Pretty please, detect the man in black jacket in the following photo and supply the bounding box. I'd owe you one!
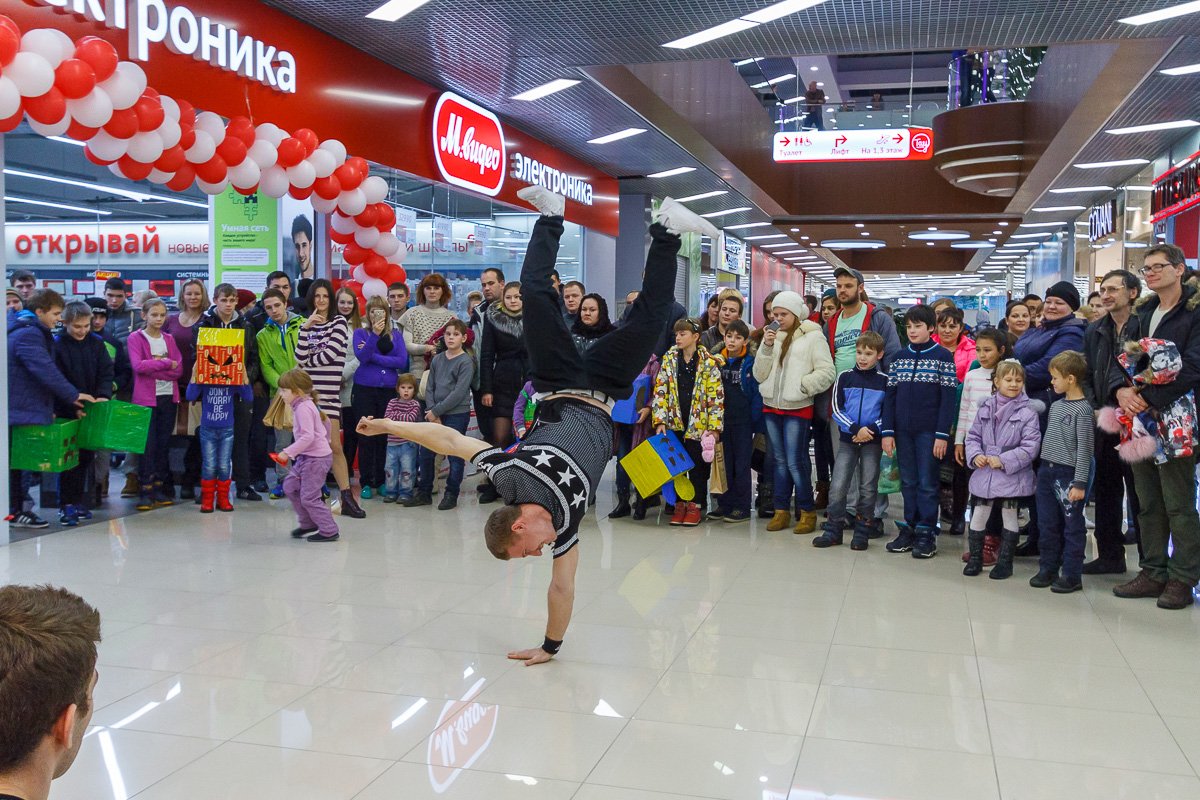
[1112,246,1200,609]
[1082,269,1142,574]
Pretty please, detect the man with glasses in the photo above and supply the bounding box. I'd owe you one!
[1083,269,1142,575]
[1112,245,1200,609]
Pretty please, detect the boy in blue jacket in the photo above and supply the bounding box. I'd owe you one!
[814,331,888,549]
[881,305,959,559]
[711,320,761,523]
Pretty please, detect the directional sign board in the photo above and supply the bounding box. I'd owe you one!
[773,127,934,163]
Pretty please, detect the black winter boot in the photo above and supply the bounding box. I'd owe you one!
[990,529,1020,579]
[962,530,985,576]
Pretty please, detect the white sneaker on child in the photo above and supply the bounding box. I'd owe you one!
[517,186,566,218]
[657,197,721,239]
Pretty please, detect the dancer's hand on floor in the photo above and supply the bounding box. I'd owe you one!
[508,647,553,666]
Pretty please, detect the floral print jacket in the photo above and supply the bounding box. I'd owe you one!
[652,346,725,440]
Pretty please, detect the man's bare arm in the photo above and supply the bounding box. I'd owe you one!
[507,546,579,666]
[356,417,490,461]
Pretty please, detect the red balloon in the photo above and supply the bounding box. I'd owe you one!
[375,204,396,232]
[65,119,98,141]
[329,227,355,245]
[178,125,196,151]
[312,175,341,200]
[226,116,255,146]
[175,98,196,128]
[276,137,305,168]
[194,154,228,184]
[345,157,369,179]
[384,265,407,285]
[104,106,139,139]
[134,93,164,132]
[84,145,116,165]
[0,106,22,133]
[0,28,17,69]
[155,144,186,172]
[343,243,368,266]
[341,279,363,296]
[287,183,313,200]
[293,127,319,156]
[353,205,379,228]
[234,183,258,196]
[73,36,118,82]
[54,58,96,100]
[333,162,363,190]
[363,253,387,279]
[25,88,66,125]
[216,135,247,167]
[117,155,154,181]
[166,162,195,192]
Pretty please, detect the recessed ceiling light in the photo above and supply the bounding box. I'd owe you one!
[744,234,789,240]
[735,57,764,66]
[854,223,865,228]
[1124,242,1150,248]
[816,81,824,87]
[820,239,886,249]
[646,167,696,178]
[928,227,938,231]
[774,249,807,254]
[674,190,729,202]
[1074,159,1150,169]
[1126,185,1155,191]
[663,19,758,49]
[925,242,935,246]
[1049,186,1114,193]
[587,128,647,144]
[365,0,433,21]
[1018,222,1069,228]
[1120,1,1200,26]
[743,0,831,23]
[790,227,800,232]
[800,235,810,240]
[951,241,998,249]
[1106,120,1200,135]
[512,79,581,101]
[761,242,796,248]
[702,207,752,217]
[1161,62,1200,76]
[1032,206,1087,212]
[1010,232,1053,239]
[751,73,797,89]
[992,230,1003,234]
[726,221,773,229]
[998,221,1010,226]
[908,230,970,240]
[809,66,819,72]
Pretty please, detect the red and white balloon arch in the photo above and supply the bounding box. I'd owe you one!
[0,15,406,305]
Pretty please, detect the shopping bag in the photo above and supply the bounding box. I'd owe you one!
[877,451,901,495]
[10,418,80,472]
[195,327,246,385]
[709,442,728,495]
[620,431,694,499]
[75,400,150,454]
[174,400,202,436]
[263,392,294,430]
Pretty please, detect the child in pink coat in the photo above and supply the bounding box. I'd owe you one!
[275,369,338,542]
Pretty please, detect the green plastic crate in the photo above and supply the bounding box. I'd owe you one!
[10,419,80,473]
[75,400,151,454]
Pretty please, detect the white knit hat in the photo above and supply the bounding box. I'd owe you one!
[771,290,810,321]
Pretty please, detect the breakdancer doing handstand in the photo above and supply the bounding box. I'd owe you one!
[357,185,719,664]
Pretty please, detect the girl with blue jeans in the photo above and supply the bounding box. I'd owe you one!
[186,368,253,513]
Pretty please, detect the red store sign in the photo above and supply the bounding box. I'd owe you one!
[433,93,507,198]
[9,2,620,236]
[1151,151,1200,223]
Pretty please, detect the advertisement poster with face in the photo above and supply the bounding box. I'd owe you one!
[281,195,318,283]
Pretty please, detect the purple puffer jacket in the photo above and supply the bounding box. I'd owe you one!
[352,328,409,388]
[966,392,1042,500]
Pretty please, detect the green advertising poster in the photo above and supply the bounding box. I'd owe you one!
[210,188,279,292]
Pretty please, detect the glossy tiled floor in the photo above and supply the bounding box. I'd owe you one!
[4,475,1200,800]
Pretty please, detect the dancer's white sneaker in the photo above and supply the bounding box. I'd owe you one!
[658,197,721,239]
[517,186,566,218]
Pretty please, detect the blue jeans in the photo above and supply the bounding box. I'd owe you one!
[715,421,753,514]
[765,413,814,513]
[828,439,883,527]
[1036,462,1088,578]
[894,430,940,529]
[385,442,417,500]
[417,412,471,495]
[198,426,236,481]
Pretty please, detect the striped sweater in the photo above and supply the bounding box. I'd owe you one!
[881,340,958,440]
[294,317,349,415]
[1040,397,1094,489]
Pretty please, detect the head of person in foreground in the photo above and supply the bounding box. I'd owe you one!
[485,504,557,559]
[0,585,101,794]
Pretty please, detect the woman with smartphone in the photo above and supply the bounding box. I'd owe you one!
[350,295,409,499]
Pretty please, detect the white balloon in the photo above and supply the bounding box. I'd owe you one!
[29,115,71,137]
[330,211,356,235]
[255,122,286,146]
[0,77,20,119]
[354,226,380,249]
[107,162,125,179]
[311,194,339,215]
[197,178,229,195]
[6,51,55,98]
[66,89,113,128]
[126,130,164,163]
[159,96,180,121]
[361,175,388,205]
[247,139,277,170]
[147,168,173,185]
[20,30,68,70]
[307,149,336,179]
[318,138,347,164]
[259,166,290,198]
[157,117,181,149]
[115,62,147,97]
[194,111,226,145]
[97,71,138,110]
[184,130,215,164]
[375,232,401,258]
[286,160,316,189]
[229,158,261,189]
[88,130,129,161]
[362,277,388,299]
[352,265,368,284]
[337,187,366,216]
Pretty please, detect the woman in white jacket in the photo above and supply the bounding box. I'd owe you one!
[753,291,836,534]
